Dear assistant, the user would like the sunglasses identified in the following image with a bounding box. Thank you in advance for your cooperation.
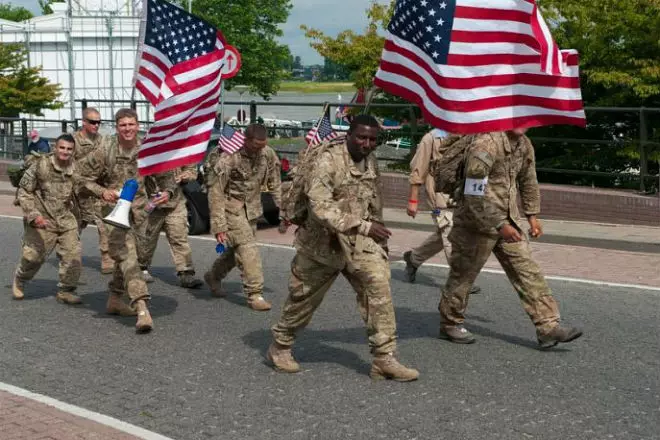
[85,119,102,125]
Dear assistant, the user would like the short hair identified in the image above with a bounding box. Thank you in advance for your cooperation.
[245,123,267,140]
[348,114,380,132]
[83,107,100,119]
[55,133,75,145]
[115,108,138,124]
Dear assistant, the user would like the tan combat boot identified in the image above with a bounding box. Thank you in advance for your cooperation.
[248,294,272,311]
[370,353,419,382]
[135,300,153,333]
[267,342,301,373]
[204,271,226,297]
[12,276,24,300]
[100,252,114,274]
[106,295,137,316]
[56,291,82,305]
[538,325,583,349]
[178,271,203,289]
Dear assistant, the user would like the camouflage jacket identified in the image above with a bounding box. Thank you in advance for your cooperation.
[409,129,453,211]
[455,131,541,235]
[208,145,281,234]
[77,135,176,227]
[294,139,386,269]
[73,131,103,162]
[144,164,198,210]
[17,154,80,232]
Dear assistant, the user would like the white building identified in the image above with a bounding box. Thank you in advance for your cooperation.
[0,0,152,128]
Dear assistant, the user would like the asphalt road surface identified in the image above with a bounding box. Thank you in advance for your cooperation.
[0,217,657,440]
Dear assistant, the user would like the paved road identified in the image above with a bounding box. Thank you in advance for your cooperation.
[0,217,658,440]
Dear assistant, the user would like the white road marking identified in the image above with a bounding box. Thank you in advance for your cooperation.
[0,382,175,440]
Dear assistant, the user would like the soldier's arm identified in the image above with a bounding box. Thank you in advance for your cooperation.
[177,164,198,183]
[78,146,107,197]
[307,151,365,234]
[517,138,541,217]
[409,133,434,185]
[16,162,42,223]
[208,155,231,235]
[462,135,508,233]
[154,171,177,200]
[265,148,282,208]
[368,158,385,224]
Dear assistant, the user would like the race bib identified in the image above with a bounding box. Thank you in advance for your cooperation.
[464,177,488,196]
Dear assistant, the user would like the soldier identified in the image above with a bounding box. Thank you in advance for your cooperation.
[78,108,176,333]
[137,165,203,288]
[73,107,113,274]
[204,124,281,311]
[438,128,583,348]
[12,134,82,305]
[268,115,419,382]
[403,128,480,295]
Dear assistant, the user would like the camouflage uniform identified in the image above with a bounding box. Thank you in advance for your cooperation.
[73,131,110,266]
[136,165,198,276]
[14,155,82,294]
[206,146,281,298]
[440,132,560,337]
[271,139,398,356]
[407,129,456,266]
[78,135,176,306]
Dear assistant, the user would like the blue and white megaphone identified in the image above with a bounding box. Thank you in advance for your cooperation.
[103,179,138,229]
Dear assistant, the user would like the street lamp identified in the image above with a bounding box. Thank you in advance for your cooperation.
[234,85,249,124]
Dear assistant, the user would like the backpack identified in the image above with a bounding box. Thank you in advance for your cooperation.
[432,134,475,198]
[11,152,53,206]
[281,135,346,225]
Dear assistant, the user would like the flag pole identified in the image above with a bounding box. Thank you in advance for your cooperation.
[218,79,225,132]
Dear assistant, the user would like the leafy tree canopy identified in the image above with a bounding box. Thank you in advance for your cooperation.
[0,3,33,21]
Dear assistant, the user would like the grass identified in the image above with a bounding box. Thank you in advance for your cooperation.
[279,81,356,94]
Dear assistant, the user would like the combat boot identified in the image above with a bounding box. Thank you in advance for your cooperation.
[538,325,583,349]
[402,251,418,283]
[248,294,272,311]
[56,291,82,305]
[12,276,24,300]
[439,325,476,344]
[267,342,301,373]
[204,271,226,297]
[135,300,153,333]
[370,353,419,382]
[142,270,154,283]
[106,295,137,316]
[100,252,114,274]
[178,271,203,289]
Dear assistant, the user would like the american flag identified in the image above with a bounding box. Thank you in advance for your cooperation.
[374,0,586,134]
[305,111,339,146]
[219,124,245,154]
[134,0,226,175]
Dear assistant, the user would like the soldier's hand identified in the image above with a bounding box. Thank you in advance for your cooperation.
[152,192,170,206]
[101,190,119,203]
[368,222,392,241]
[528,216,543,238]
[278,218,291,234]
[406,200,418,218]
[216,232,228,244]
[499,224,522,243]
[32,216,50,229]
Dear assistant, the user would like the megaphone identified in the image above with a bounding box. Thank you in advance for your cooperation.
[103,179,138,229]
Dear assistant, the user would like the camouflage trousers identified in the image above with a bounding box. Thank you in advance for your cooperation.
[106,224,150,305]
[136,199,195,273]
[15,225,81,292]
[439,226,560,335]
[409,210,453,267]
[272,250,398,355]
[208,218,263,296]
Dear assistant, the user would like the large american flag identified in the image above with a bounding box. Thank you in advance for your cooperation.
[305,111,339,146]
[134,0,226,175]
[374,0,586,134]
[219,124,245,154]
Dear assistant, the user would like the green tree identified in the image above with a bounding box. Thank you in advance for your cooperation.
[176,0,292,98]
[0,3,33,21]
[0,44,62,117]
[37,0,64,15]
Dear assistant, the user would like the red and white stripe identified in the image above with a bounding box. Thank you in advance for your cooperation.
[374,0,585,134]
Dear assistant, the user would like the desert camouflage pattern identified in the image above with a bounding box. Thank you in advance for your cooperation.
[271,140,398,355]
[15,155,81,291]
[440,132,559,335]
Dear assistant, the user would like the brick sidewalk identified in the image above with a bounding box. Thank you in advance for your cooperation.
[0,390,144,439]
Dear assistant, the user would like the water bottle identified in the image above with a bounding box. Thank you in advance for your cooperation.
[432,208,442,216]
[215,242,226,254]
[144,192,161,214]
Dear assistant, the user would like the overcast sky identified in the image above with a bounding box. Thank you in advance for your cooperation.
[7,0,381,64]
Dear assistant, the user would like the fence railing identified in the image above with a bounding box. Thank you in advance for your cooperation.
[4,100,659,194]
